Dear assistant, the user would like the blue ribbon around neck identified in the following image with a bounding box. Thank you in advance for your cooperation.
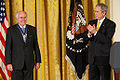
[17,24,27,35]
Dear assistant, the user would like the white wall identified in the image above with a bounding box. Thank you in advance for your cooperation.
[110,0,120,42]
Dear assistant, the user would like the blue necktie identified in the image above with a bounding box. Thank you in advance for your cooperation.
[22,27,27,42]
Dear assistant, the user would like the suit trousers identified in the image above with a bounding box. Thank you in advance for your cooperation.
[89,64,111,80]
[11,62,33,80]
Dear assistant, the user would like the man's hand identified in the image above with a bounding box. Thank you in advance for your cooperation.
[7,64,13,71]
[87,24,93,32]
[35,63,40,70]
[87,24,97,34]
[87,24,93,36]
[88,31,92,37]
[91,24,97,34]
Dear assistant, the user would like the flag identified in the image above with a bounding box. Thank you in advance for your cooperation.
[66,0,88,79]
[0,0,11,80]
[71,23,76,34]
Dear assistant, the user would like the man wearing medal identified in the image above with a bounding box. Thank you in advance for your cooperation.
[5,11,41,80]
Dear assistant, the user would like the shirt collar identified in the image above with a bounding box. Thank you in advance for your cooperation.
[98,17,105,23]
[18,24,26,29]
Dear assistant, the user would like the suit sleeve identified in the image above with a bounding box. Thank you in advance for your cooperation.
[33,27,41,63]
[75,30,90,43]
[5,29,12,65]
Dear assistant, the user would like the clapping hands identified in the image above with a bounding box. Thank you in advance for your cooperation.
[87,24,97,36]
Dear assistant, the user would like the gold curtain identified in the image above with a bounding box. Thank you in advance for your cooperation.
[0,0,114,80]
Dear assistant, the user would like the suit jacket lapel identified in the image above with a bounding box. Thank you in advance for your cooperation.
[26,25,32,44]
[94,18,107,41]
[99,17,107,30]
[14,24,33,44]
[14,25,25,43]
[94,18,107,32]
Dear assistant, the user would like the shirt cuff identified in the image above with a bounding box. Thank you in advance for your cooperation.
[94,31,97,36]
[87,34,92,38]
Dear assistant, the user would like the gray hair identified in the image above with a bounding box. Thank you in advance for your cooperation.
[96,3,108,14]
[16,11,27,18]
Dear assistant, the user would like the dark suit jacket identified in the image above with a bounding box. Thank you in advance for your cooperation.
[87,17,116,65]
[5,24,41,71]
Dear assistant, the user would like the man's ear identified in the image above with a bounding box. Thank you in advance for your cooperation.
[103,11,106,15]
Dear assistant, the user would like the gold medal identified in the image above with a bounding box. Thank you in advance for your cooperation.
[23,34,27,39]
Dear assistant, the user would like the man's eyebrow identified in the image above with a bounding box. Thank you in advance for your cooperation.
[19,16,27,18]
